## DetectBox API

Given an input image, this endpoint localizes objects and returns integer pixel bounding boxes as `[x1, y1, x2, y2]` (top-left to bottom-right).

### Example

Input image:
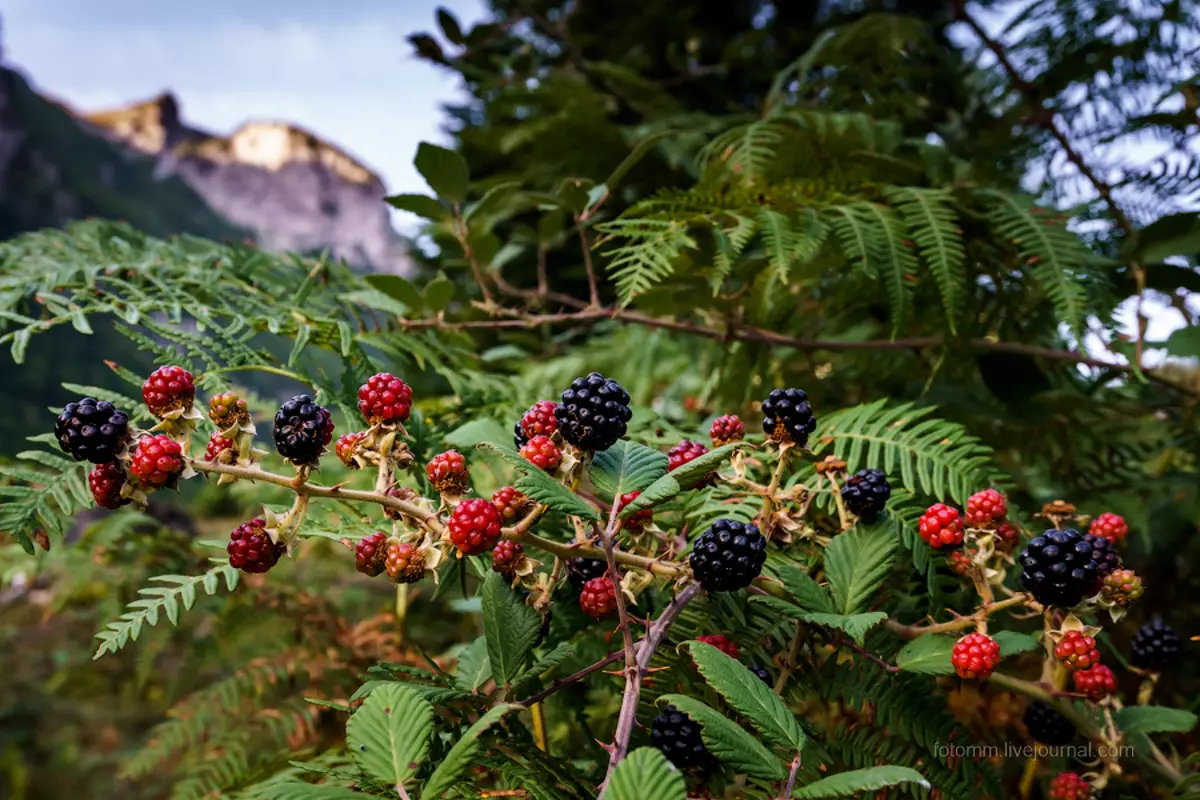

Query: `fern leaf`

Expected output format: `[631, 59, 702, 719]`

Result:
[884, 188, 965, 331]
[698, 120, 786, 180]
[596, 219, 698, 304]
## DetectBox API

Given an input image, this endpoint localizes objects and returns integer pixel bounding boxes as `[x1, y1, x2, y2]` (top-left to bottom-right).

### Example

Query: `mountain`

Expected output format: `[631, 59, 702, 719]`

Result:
[0, 61, 411, 273]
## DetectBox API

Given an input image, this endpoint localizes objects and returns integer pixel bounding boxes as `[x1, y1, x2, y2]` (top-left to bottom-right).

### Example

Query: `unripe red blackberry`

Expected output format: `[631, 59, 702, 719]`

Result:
[994, 521, 1020, 553]
[965, 488, 1006, 527]
[383, 485, 420, 521]
[491, 486, 531, 523]
[951, 632, 1001, 679]
[427, 449, 469, 493]
[761, 387, 816, 447]
[204, 433, 234, 462]
[491, 540, 524, 578]
[1072, 664, 1116, 701]
[385, 541, 425, 584]
[947, 549, 975, 576]
[520, 435, 561, 472]
[567, 557, 608, 589]
[919, 504, 965, 550]
[618, 491, 652, 532]
[355, 532, 388, 576]
[55, 397, 130, 463]
[130, 434, 184, 489]
[357, 372, 414, 425]
[1102, 568, 1143, 606]
[273, 395, 334, 463]
[1048, 772, 1092, 800]
[519, 400, 559, 441]
[667, 440, 715, 488]
[88, 462, 128, 509]
[227, 518, 284, 574]
[1024, 701, 1075, 745]
[1088, 512, 1128, 543]
[709, 414, 745, 447]
[335, 432, 365, 468]
[555, 372, 631, 452]
[695, 634, 739, 659]
[690, 519, 767, 592]
[208, 391, 250, 429]
[448, 498, 502, 556]
[1053, 631, 1100, 671]
[142, 365, 195, 418]
[579, 576, 617, 618]
[651, 705, 708, 768]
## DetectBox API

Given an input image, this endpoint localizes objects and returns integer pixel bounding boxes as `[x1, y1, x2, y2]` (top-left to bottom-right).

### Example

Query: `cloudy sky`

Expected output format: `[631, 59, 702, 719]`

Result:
[2, 0, 489, 232]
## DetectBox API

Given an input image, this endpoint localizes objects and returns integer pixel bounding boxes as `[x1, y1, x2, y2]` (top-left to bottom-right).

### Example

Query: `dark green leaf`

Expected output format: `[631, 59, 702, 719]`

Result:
[608, 747, 686, 800]
[591, 440, 669, 503]
[345, 683, 433, 789]
[626, 442, 749, 512]
[482, 573, 540, 685]
[454, 636, 492, 692]
[425, 277, 456, 312]
[421, 704, 523, 798]
[436, 7, 464, 43]
[415, 142, 469, 204]
[894, 636, 955, 675]
[792, 765, 929, 798]
[777, 566, 835, 613]
[993, 631, 1039, 658]
[799, 611, 887, 646]
[1116, 706, 1198, 735]
[656, 694, 787, 780]
[385, 193, 449, 220]
[823, 524, 897, 615]
[365, 274, 424, 310]
[686, 641, 806, 751]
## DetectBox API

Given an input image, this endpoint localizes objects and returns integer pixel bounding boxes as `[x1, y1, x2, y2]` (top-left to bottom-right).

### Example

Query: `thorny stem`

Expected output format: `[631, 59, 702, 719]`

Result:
[597, 503, 637, 669]
[601, 583, 702, 796]
[887, 593, 1029, 639]
[758, 444, 791, 531]
[780, 754, 803, 800]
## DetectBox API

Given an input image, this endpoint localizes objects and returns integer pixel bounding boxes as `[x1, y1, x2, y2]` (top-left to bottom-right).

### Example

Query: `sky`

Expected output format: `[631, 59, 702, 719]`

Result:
[1, 0, 489, 233]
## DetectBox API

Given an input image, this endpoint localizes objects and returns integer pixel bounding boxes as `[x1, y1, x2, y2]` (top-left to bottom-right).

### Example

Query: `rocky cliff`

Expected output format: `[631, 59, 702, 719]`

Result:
[81, 92, 411, 274]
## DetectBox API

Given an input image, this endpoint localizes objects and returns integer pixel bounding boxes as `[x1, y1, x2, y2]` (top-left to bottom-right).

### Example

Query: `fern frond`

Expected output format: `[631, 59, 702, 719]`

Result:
[758, 207, 828, 284]
[884, 187, 965, 331]
[595, 218, 698, 304]
[93, 562, 241, 660]
[0, 449, 91, 553]
[697, 119, 788, 180]
[710, 214, 758, 293]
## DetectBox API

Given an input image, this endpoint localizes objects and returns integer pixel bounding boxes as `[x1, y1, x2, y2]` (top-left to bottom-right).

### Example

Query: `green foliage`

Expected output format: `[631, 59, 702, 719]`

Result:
[345, 685, 433, 790]
[607, 748, 685, 800]
[792, 766, 930, 798]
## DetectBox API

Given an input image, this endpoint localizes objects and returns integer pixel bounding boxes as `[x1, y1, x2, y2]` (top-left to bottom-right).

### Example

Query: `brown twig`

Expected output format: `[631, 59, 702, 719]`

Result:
[577, 214, 601, 307]
[520, 649, 625, 707]
[887, 593, 1029, 639]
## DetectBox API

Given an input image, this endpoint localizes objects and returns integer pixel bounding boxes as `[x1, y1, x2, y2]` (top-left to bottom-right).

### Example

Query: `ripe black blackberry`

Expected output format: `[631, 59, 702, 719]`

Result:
[841, 468, 891, 519]
[555, 372, 632, 452]
[651, 705, 708, 768]
[567, 557, 608, 589]
[690, 519, 767, 592]
[761, 388, 817, 447]
[1084, 533, 1122, 581]
[1023, 701, 1075, 746]
[1018, 529, 1098, 608]
[749, 665, 773, 685]
[1130, 617, 1181, 670]
[55, 397, 130, 463]
[273, 395, 334, 463]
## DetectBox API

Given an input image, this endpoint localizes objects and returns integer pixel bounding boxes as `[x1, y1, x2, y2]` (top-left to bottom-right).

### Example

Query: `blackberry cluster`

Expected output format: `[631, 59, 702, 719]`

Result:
[273, 395, 334, 463]
[618, 491, 652, 532]
[1102, 569, 1143, 606]
[1130, 617, 1181, 670]
[130, 435, 184, 488]
[427, 449, 469, 494]
[965, 488, 1007, 527]
[520, 435, 561, 472]
[1048, 772, 1092, 800]
[1018, 529, 1098, 608]
[555, 372, 632, 452]
[357, 372, 413, 425]
[1073, 664, 1116, 701]
[142, 365, 195, 418]
[1024, 701, 1075, 745]
[579, 576, 617, 618]
[227, 519, 284, 574]
[1088, 512, 1128, 543]
[951, 632, 1000, 679]
[88, 463, 128, 510]
[447, 498, 502, 555]
[709, 414, 745, 447]
[651, 705, 708, 768]
[519, 401, 559, 441]
[761, 388, 816, 447]
[1084, 533, 1122, 579]
[840, 468, 891, 519]
[492, 487, 531, 523]
[209, 391, 250, 429]
[204, 434, 234, 463]
[690, 519, 767, 592]
[383, 485, 419, 522]
[385, 542, 425, 584]
[1053, 631, 1100, 671]
[491, 540, 524, 578]
[567, 557, 608, 589]
[55, 398, 131, 463]
[355, 532, 388, 577]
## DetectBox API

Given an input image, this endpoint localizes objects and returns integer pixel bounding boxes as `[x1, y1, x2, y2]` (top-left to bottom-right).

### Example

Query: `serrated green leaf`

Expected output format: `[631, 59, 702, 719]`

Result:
[454, 635, 492, 692]
[626, 442, 749, 512]
[415, 142, 469, 203]
[656, 694, 787, 780]
[421, 704, 523, 798]
[445, 418, 509, 450]
[792, 765, 929, 798]
[823, 524, 896, 615]
[511, 641, 574, 694]
[777, 566, 835, 613]
[465, 181, 522, 223]
[365, 274, 424, 310]
[269, 785, 367, 800]
[591, 440, 669, 502]
[478, 441, 601, 520]
[993, 630, 1039, 658]
[482, 572, 540, 686]
[894, 635, 956, 675]
[345, 683, 433, 789]
[798, 611, 887, 647]
[608, 747, 686, 800]
[686, 642, 805, 752]
[1116, 706, 1198, 735]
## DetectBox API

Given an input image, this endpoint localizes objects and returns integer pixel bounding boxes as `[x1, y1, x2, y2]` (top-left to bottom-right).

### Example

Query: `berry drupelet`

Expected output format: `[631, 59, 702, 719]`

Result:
[385, 542, 425, 584]
[88, 463, 128, 509]
[965, 488, 1007, 527]
[1024, 701, 1075, 745]
[130, 435, 184, 489]
[335, 432, 365, 468]
[448, 498, 502, 556]
[519, 400, 559, 442]
[919, 504, 965, 550]
[695, 634, 739, 660]
[951, 632, 1001, 679]
[579, 576, 617, 618]
[520, 435, 561, 472]
[227, 518, 284, 574]
[357, 372, 413, 425]
[761, 388, 816, 447]
[1054, 631, 1100, 671]
[142, 365, 195, 418]
[618, 491, 653, 532]
[204, 433, 234, 463]
[1130, 617, 1181, 670]
[709, 414, 745, 447]
[492, 487, 531, 524]
[427, 449, 469, 494]
[355, 532, 388, 577]
[651, 705, 708, 768]
[209, 391, 250, 429]
[273, 395, 334, 463]
[690, 519, 767, 592]
[1088, 512, 1128, 543]
[555, 372, 632, 452]
[1048, 772, 1092, 800]
[55, 397, 130, 463]
[491, 540, 524, 578]
[1073, 664, 1116, 701]
[1018, 529, 1098, 608]
[567, 557, 608, 589]
[841, 468, 891, 519]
